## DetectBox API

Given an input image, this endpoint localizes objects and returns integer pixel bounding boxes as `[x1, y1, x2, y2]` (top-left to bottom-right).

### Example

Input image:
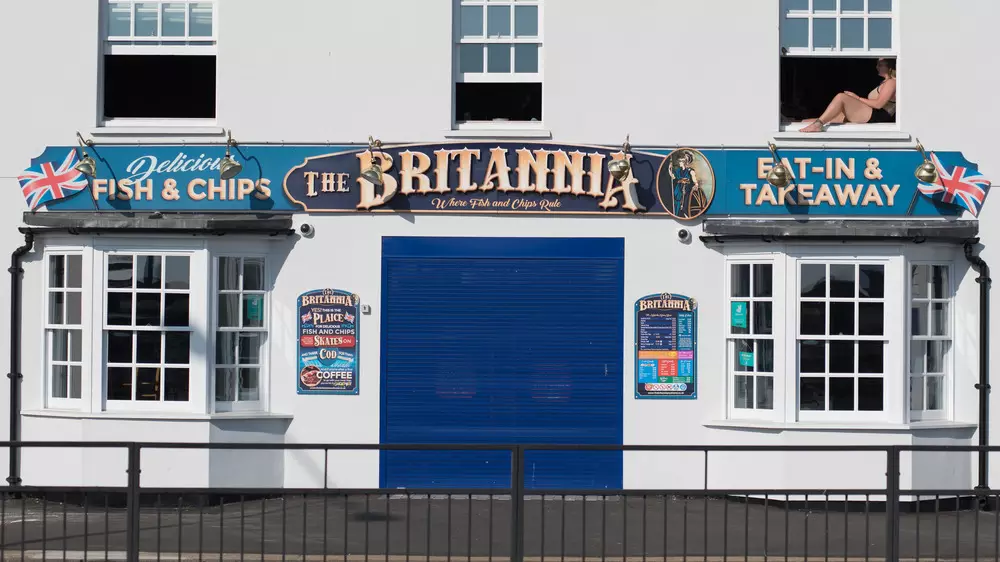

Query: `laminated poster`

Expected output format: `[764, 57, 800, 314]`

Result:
[297, 289, 360, 395]
[635, 293, 698, 399]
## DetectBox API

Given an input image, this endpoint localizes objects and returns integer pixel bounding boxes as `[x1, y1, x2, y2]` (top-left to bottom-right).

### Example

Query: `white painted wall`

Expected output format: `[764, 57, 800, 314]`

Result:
[0, 0, 997, 492]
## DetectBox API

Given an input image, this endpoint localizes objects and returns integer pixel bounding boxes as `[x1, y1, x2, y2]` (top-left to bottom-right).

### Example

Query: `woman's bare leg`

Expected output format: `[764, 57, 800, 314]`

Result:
[801, 93, 873, 132]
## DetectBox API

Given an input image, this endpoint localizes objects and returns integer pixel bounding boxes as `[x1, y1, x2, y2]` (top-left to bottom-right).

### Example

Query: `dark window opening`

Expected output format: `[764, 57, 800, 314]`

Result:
[455, 82, 541, 123]
[103, 55, 216, 119]
[780, 57, 894, 123]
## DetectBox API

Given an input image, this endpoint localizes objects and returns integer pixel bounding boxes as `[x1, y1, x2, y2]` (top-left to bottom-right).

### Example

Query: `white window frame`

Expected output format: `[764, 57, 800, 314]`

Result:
[211, 254, 270, 413]
[453, 0, 544, 129]
[725, 255, 786, 423]
[42, 249, 94, 410]
[780, 0, 898, 57]
[100, 0, 218, 128]
[907, 261, 954, 422]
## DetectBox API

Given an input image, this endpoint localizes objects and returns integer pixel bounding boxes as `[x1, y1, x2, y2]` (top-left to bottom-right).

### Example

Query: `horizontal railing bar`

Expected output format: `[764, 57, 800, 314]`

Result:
[0, 486, 129, 493]
[137, 487, 515, 495]
[518, 489, 889, 496]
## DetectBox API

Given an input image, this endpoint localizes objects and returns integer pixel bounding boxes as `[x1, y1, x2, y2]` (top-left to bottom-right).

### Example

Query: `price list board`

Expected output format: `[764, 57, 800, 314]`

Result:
[635, 293, 697, 399]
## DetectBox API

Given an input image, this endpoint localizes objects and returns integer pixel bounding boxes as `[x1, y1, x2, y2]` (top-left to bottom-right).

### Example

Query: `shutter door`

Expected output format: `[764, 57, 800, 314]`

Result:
[380, 237, 624, 490]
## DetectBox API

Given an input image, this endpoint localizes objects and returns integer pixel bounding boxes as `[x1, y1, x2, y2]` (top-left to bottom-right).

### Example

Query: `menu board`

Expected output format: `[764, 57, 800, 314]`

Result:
[635, 293, 697, 399]
[297, 289, 360, 395]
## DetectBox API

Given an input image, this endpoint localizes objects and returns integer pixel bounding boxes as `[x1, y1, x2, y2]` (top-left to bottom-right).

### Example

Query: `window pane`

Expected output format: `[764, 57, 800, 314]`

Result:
[136, 331, 161, 364]
[486, 5, 511, 37]
[460, 5, 483, 36]
[107, 293, 132, 325]
[108, 2, 132, 36]
[67, 293, 82, 325]
[242, 294, 264, 328]
[801, 264, 826, 297]
[869, 0, 892, 12]
[931, 302, 948, 336]
[216, 331, 237, 364]
[52, 365, 69, 399]
[136, 255, 162, 289]
[49, 256, 65, 288]
[161, 3, 185, 36]
[926, 375, 944, 410]
[731, 301, 749, 335]
[135, 294, 161, 326]
[868, 18, 892, 49]
[859, 265, 884, 298]
[756, 339, 774, 372]
[107, 367, 133, 400]
[781, 16, 808, 49]
[858, 302, 884, 336]
[164, 368, 189, 401]
[756, 376, 774, 409]
[858, 341, 884, 374]
[514, 5, 538, 37]
[731, 264, 750, 297]
[49, 292, 64, 324]
[239, 333, 262, 364]
[219, 257, 240, 290]
[165, 332, 190, 364]
[239, 368, 260, 401]
[813, 18, 836, 49]
[781, 0, 808, 10]
[514, 44, 539, 73]
[165, 294, 190, 327]
[753, 301, 772, 335]
[215, 368, 236, 401]
[135, 3, 159, 37]
[833, 40, 873, 61]
[800, 340, 825, 373]
[858, 377, 884, 411]
[932, 266, 949, 298]
[487, 44, 512, 73]
[753, 264, 773, 297]
[909, 377, 924, 411]
[69, 366, 82, 399]
[842, 0, 864, 11]
[69, 329, 82, 362]
[814, 0, 836, 10]
[136, 368, 159, 400]
[52, 330, 68, 362]
[734, 339, 753, 372]
[829, 302, 855, 336]
[188, 2, 213, 37]
[911, 302, 928, 336]
[829, 341, 854, 373]
[927, 340, 948, 373]
[165, 256, 190, 290]
[66, 255, 83, 288]
[911, 265, 929, 299]
[107, 331, 133, 363]
[830, 377, 854, 411]
[800, 302, 826, 335]
[800, 377, 826, 410]
[243, 258, 265, 291]
[459, 44, 485, 73]
[909, 341, 925, 375]
[218, 295, 240, 328]
[734, 375, 753, 409]
[830, 264, 855, 297]
[108, 255, 133, 288]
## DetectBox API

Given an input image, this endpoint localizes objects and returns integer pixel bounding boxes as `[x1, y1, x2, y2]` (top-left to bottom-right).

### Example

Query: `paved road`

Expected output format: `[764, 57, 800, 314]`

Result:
[0, 494, 995, 559]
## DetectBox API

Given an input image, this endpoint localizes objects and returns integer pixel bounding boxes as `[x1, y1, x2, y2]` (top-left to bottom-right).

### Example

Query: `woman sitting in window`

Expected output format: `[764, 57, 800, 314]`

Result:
[801, 58, 896, 133]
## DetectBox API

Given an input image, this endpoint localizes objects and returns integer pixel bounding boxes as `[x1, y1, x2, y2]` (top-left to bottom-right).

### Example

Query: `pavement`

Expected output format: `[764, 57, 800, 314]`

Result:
[0, 494, 995, 560]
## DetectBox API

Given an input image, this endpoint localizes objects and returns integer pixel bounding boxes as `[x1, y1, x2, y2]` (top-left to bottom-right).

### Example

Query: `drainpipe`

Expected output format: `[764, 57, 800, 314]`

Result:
[7, 232, 34, 486]
[964, 239, 991, 497]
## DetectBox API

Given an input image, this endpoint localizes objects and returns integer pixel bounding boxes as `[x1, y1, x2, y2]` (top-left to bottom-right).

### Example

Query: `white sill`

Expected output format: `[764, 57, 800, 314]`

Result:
[22, 409, 293, 422]
[91, 122, 225, 138]
[776, 121, 910, 141]
[446, 122, 552, 139]
[705, 419, 978, 432]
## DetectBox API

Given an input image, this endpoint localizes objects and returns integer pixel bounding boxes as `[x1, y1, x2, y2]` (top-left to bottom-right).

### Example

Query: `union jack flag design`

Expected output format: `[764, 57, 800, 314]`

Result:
[17, 150, 90, 211]
[344, 312, 355, 324]
[917, 152, 992, 217]
[301, 312, 313, 324]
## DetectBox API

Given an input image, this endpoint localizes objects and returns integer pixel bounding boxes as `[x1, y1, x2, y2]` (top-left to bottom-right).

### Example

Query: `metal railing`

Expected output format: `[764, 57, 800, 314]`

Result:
[0, 442, 997, 561]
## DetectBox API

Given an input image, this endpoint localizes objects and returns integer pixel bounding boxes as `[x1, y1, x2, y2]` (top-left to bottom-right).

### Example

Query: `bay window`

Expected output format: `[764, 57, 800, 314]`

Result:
[214, 256, 268, 411]
[728, 261, 778, 418]
[45, 254, 85, 405]
[908, 264, 952, 420]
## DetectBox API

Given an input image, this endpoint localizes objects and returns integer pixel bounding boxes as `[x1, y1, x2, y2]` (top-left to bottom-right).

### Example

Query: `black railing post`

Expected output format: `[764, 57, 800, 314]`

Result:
[510, 445, 525, 562]
[125, 443, 142, 562]
[885, 446, 900, 562]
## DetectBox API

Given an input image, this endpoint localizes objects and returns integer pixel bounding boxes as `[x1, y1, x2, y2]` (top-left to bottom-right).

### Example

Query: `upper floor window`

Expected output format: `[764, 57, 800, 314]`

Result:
[102, 1, 217, 124]
[454, 0, 542, 127]
[779, 0, 898, 131]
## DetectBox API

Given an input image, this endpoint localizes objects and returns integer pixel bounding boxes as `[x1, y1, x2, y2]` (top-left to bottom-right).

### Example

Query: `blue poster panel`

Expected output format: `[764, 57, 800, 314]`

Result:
[635, 293, 698, 399]
[297, 289, 360, 395]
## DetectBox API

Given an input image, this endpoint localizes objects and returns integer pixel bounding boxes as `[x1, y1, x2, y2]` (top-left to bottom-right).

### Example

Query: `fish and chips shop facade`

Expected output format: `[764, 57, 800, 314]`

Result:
[6, 139, 992, 491]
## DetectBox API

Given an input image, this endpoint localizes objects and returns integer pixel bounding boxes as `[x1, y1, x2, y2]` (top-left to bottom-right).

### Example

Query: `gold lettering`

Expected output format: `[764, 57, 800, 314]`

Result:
[91, 179, 108, 199]
[453, 148, 481, 193]
[778, 185, 796, 205]
[882, 184, 900, 206]
[585, 153, 605, 197]
[432, 150, 453, 194]
[254, 178, 271, 200]
[834, 184, 864, 206]
[356, 150, 398, 210]
[756, 184, 778, 205]
[116, 179, 134, 200]
[600, 152, 644, 212]
[515, 149, 552, 193]
[320, 173, 337, 193]
[861, 185, 884, 206]
[237, 178, 256, 199]
[551, 151, 587, 195]
[399, 150, 432, 195]
[739, 183, 757, 205]
[304, 171, 319, 197]
[481, 147, 513, 192]
[794, 157, 810, 180]
[835, 158, 855, 180]
[814, 184, 835, 206]
[188, 178, 207, 200]
[797, 184, 814, 205]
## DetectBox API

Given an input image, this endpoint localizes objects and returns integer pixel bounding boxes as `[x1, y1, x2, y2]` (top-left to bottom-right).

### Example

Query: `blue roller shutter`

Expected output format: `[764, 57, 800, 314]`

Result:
[380, 237, 624, 490]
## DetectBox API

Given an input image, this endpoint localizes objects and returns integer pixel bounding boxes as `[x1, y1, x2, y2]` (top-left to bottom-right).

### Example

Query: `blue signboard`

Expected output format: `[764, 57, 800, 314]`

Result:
[20, 142, 989, 218]
[635, 293, 698, 399]
[297, 289, 359, 395]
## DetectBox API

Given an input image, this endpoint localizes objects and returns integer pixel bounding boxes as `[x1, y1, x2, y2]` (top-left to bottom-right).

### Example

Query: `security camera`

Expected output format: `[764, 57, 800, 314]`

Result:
[299, 223, 315, 237]
[677, 228, 691, 242]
